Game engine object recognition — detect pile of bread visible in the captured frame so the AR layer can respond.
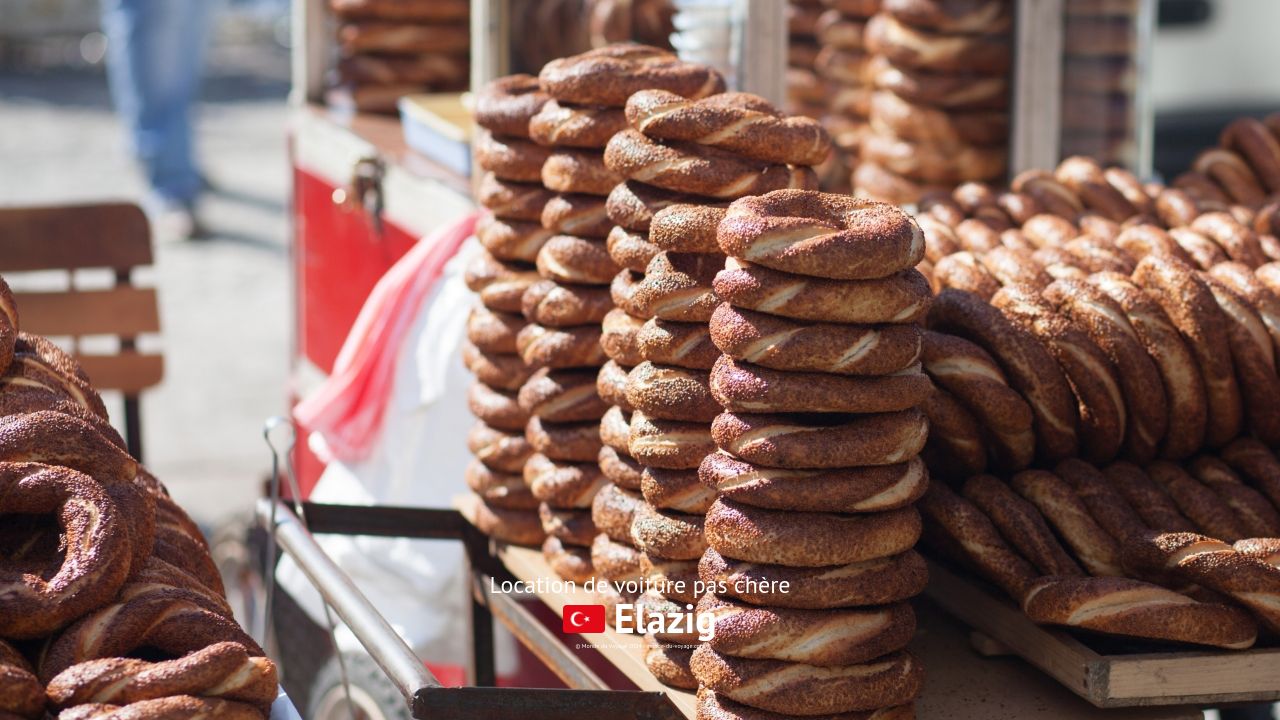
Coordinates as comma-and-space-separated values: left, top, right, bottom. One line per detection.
329, 0, 470, 113
511, 0, 675, 74
853, 0, 1012, 204
0, 278, 277, 720
1060, 0, 1143, 165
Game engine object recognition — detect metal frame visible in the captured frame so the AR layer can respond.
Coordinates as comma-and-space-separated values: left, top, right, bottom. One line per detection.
259, 500, 684, 720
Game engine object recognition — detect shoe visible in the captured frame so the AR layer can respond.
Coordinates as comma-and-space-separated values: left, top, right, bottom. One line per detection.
149, 197, 209, 241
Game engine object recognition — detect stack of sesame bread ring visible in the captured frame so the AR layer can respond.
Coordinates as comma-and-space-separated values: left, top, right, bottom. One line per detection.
1060, 0, 1141, 165
525, 44, 727, 584
0, 276, 278, 720
690, 190, 930, 717
603, 88, 827, 692
811, 0, 882, 193
855, 0, 1013, 204
464, 74, 552, 549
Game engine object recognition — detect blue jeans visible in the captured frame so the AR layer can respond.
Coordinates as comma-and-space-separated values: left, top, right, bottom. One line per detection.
101, 0, 214, 205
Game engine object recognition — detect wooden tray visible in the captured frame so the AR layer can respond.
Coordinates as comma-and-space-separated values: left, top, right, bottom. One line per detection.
926, 560, 1280, 708
495, 544, 1200, 720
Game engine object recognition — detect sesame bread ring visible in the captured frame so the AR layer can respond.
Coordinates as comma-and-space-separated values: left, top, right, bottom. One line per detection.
1054, 157, 1137, 222
525, 453, 607, 508
601, 309, 645, 367
518, 367, 609, 422
1078, 214, 1123, 244
467, 383, 527, 431
928, 289, 1079, 462
920, 330, 1034, 470
698, 594, 915, 667
710, 356, 932, 414
476, 173, 553, 222
525, 417, 601, 462
56, 696, 266, 720
591, 479, 645, 540
691, 646, 923, 716
641, 466, 716, 514
473, 129, 550, 182
636, 590, 702, 643
466, 459, 538, 511
861, 131, 1007, 184
1154, 188, 1203, 229
541, 194, 613, 239
1086, 272, 1207, 459
606, 181, 694, 232
0, 464, 129, 639
1258, 203, 1280, 237
591, 530, 642, 583
1221, 118, 1280, 194
1043, 279, 1168, 464
1221, 438, 1280, 512
611, 268, 643, 311
536, 235, 618, 285
814, 47, 873, 86
542, 149, 624, 196
625, 90, 832, 166
1011, 171, 1085, 220
1200, 274, 1280, 445
642, 555, 701, 604
599, 444, 643, 490
631, 504, 708, 561
1235, 538, 1280, 565
465, 252, 539, 313
1113, 224, 1196, 266
1210, 262, 1280, 359
629, 252, 722, 322
462, 343, 534, 391
471, 74, 549, 138
870, 57, 1010, 110
714, 258, 930, 323
992, 284, 1127, 465
931, 252, 1000, 300
716, 189, 926, 279
699, 452, 927, 514
538, 43, 724, 107
1189, 456, 1280, 538
1174, 170, 1232, 205
470, 499, 544, 546
651, 204, 728, 255
643, 636, 697, 690
516, 323, 606, 369
868, 91, 1009, 149
697, 688, 913, 720
521, 279, 612, 328
1054, 459, 1147, 545
629, 410, 717, 470
1192, 212, 1268, 268
918, 483, 1038, 600
954, 218, 1002, 253
541, 535, 593, 581
0, 640, 41, 719
606, 226, 661, 273
529, 101, 627, 150
1011, 469, 1124, 576
1060, 236, 1135, 275
600, 405, 632, 454
706, 498, 920, 568
710, 305, 923, 377
337, 21, 468, 55
467, 306, 523, 355
712, 409, 928, 470
1104, 167, 1156, 216
1193, 149, 1266, 207
1259, 261, 1280, 300
477, 214, 552, 263
467, 422, 533, 474
1102, 461, 1196, 533
626, 361, 719, 422
923, 387, 988, 477
1021, 213, 1080, 248
865, 13, 1010, 74
604, 130, 819, 199
852, 161, 949, 206
1032, 248, 1088, 282
917, 214, 961, 262
816, 10, 869, 50
963, 474, 1083, 577
539, 505, 598, 548
702, 546, 928, 610
980, 246, 1053, 290
882, 0, 1011, 33
1132, 256, 1242, 448
625, 311, 713, 365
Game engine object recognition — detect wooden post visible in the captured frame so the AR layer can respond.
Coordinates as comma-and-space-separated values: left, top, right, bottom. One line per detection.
1010, 0, 1064, 177
737, 0, 786, 105
291, 0, 329, 105
470, 0, 510, 92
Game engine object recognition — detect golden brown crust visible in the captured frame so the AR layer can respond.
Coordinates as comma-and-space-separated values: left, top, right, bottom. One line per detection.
541, 193, 613, 239
467, 421, 534, 474
700, 548, 928, 610
606, 181, 693, 233
541, 534, 594, 581
330, 0, 468, 21
604, 130, 819, 199
1220, 438, 1280, 513
470, 498, 544, 546
525, 417, 602, 463
627, 252, 722, 322
600, 310, 645, 368
599, 406, 632, 454
714, 259, 930, 323
467, 383, 527, 431
517, 367, 608, 422
700, 452, 927, 513
516, 323, 606, 369
628, 410, 716, 470
465, 252, 539, 313
922, 387, 987, 477
1011, 469, 1124, 577
55, 696, 266, 720
853, 162, 949, 206
643, 635, 698, 690
865, 13, 1009, 74
650, 204, 728, 255
860, 131, 1007, 184
472, 75, 549, 139
712, 409, 928, 469
710, 356, 931, 414
631, 503, 707, 561
605, 226, 661, 273
705, 499, 921, 567
1146, 461, 1246, 542
1054, 459, 1146, 543
529, 101, 627, 150
1187, 456, 1280, 538
1200, 273, 1280, 444
525, 453, 607, 509
638, 317, 721, 370
1209, 262, 1280, 361
466, 459, 537, 510
536, 235, 619, 286
598, 444, 644, 490
591, 532, 642, 586
476, 173, 552, 222
918, 482, 1037, 600
625, 361, 719, 422
590, 483, 644, 545
641, 466, 716, 514
690, 646, 923, 716
466, 306, 524, 355
1192, 212, 1268, 268
962, 474, 1083, 577
538, 43, 725, 107
542, 149, 624, 196
0, 638, 42, 719
931, 252, 1000, 300
868, 90, 1008, 149
1221, 117, 1280, 194
337, 21, 468, 55
869, 57, 1009, 110
473, 129, 550, 183
476, 213, 552, 262
521, 279, 611, 328
539, 505, 598, 549
711, 305, 922, 376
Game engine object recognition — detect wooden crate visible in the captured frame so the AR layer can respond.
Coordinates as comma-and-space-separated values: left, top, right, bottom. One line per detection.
926, 560, 1280, 708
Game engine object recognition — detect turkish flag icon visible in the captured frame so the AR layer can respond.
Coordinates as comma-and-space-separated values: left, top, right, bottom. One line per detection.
563, 604, 606, 633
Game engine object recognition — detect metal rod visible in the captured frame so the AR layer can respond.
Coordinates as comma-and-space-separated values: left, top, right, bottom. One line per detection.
476, 574, 608, 691
414, 687, 685, 720
257, 499, 440, 699
299, 503, 470, 539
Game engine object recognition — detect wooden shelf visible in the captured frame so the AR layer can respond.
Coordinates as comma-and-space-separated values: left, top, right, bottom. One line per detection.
494, 544, 1201, 720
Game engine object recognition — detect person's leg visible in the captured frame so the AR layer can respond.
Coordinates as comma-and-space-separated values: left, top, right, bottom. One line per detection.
101, 0, 214, 207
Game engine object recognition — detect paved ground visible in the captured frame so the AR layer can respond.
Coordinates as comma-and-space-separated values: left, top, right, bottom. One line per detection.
0, 23, 292, 526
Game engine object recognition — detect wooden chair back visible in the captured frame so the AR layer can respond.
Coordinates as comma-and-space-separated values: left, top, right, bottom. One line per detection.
0, 202, 163, 460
